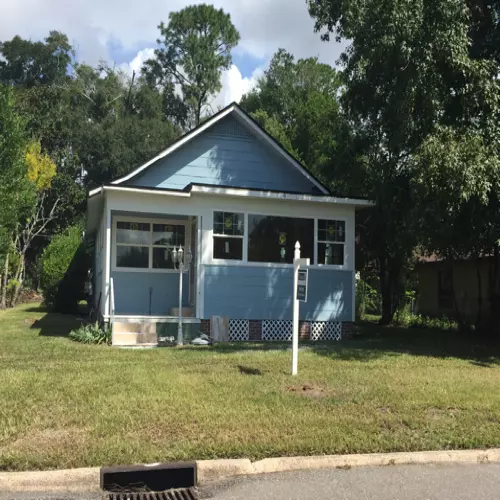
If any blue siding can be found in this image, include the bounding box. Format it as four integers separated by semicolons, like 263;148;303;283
203;266;352;321
127;116;317;193
111;271;189;316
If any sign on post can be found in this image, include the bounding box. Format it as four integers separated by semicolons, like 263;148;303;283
292;241;310;376
296;269;308;302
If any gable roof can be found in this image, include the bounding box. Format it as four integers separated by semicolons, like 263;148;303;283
111;102;330;195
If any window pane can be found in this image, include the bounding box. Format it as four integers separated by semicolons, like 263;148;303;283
318;220;345;242
116;246;149;268
213;237;243;260
153;224;185;246
213;212;244;236
116;221;150;245
318;243;344;265
153;247;175;269
248;215;314;264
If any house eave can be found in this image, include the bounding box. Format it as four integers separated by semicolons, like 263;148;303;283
89;183;373;207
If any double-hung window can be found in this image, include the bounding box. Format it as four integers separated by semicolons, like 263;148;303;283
213;211;244;260
317;219;346;266
115;220;186;270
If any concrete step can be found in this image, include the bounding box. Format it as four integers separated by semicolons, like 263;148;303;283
113;331;157;346
113;322;156;335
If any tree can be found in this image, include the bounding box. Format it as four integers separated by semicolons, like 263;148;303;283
0;31;73;87
143;4;240;128
308;0;500;324
9;141;59;307
240;49;345;185
0;85;30;309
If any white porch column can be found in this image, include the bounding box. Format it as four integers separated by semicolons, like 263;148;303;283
196;214;204;319
102;200;112;319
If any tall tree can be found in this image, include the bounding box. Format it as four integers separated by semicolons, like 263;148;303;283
0;31;72;87
240;49;347;188
308;0;500;324
143;4;240;128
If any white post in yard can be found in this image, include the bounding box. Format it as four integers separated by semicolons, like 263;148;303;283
292;242;301;376
292;241;310;376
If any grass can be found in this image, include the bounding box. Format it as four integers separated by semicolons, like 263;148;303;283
2;304;500;471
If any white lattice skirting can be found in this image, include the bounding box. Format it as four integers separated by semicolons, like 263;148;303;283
229;319;249;341
310;321;342;341
262;320;293;341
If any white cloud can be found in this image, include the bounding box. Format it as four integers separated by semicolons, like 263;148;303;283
0;0;346;69
118;47;156;76
211;64;263;110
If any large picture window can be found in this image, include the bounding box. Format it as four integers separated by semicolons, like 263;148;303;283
213;211;244;260
248;215;314;264
115;220;186;270
317;219;345;266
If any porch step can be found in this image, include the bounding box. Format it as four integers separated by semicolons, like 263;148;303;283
113;331;157;346
168;307;195;318
113;322;156;335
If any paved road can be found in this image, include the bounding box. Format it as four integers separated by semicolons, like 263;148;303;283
201;463;500;500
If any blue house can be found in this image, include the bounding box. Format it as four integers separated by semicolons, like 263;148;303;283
86;102;370;346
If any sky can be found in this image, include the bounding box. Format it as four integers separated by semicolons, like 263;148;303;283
0;0;346;108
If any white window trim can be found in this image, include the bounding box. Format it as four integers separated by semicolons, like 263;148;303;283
112;215;191;273
212;210;246;263
316;219;347;268
210;209;349;270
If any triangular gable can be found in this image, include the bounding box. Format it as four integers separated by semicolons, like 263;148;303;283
112;103;329;195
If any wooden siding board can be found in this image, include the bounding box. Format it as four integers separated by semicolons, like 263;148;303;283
203;266;352;321
126;116;317;193
111;271;189;316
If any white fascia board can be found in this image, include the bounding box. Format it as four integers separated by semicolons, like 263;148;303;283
190;185;373;207
97;185;191;198
231;107;330;195
110;105;236;185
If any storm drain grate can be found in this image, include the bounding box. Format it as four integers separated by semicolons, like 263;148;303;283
104;487;198;500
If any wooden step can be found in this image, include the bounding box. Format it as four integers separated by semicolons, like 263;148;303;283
168;307;195;317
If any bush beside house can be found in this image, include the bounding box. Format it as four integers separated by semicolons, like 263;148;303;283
41;225;89;313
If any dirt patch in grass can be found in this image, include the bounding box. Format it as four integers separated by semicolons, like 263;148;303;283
286;383;333;400
6;427;88;454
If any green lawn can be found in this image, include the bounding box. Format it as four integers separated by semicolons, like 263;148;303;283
2;304;500;471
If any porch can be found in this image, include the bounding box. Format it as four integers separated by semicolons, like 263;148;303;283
95;210;202;346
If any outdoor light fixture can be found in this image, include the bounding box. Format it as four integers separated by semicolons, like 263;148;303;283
171;245;192;345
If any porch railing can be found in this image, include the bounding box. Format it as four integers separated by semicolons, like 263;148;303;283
110;277;115;345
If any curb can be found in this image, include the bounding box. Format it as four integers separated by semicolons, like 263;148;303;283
2;448;500;492
196;448;500;484
0;467;101;493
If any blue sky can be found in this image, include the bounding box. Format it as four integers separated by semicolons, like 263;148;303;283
1;0;346;106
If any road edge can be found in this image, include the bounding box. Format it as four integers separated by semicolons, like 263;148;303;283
2;448;500;492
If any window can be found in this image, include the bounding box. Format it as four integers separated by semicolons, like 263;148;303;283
152;224;185;269
213;211;244;260
317;220;345;266
115;220;186;270
248;215;314;264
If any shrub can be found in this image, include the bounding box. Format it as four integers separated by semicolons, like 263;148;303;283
69;322;111;345
41;225;89;313
356;279;381;319
394;310;458;332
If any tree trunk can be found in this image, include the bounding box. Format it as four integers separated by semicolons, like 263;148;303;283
0;252;9;310
449;257;466;329
10;253;25;308
488;246;500;333
475;253;483;329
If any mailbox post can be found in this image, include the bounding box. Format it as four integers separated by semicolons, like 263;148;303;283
292;241;310;376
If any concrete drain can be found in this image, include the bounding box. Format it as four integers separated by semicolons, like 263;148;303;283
104;487;198;500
